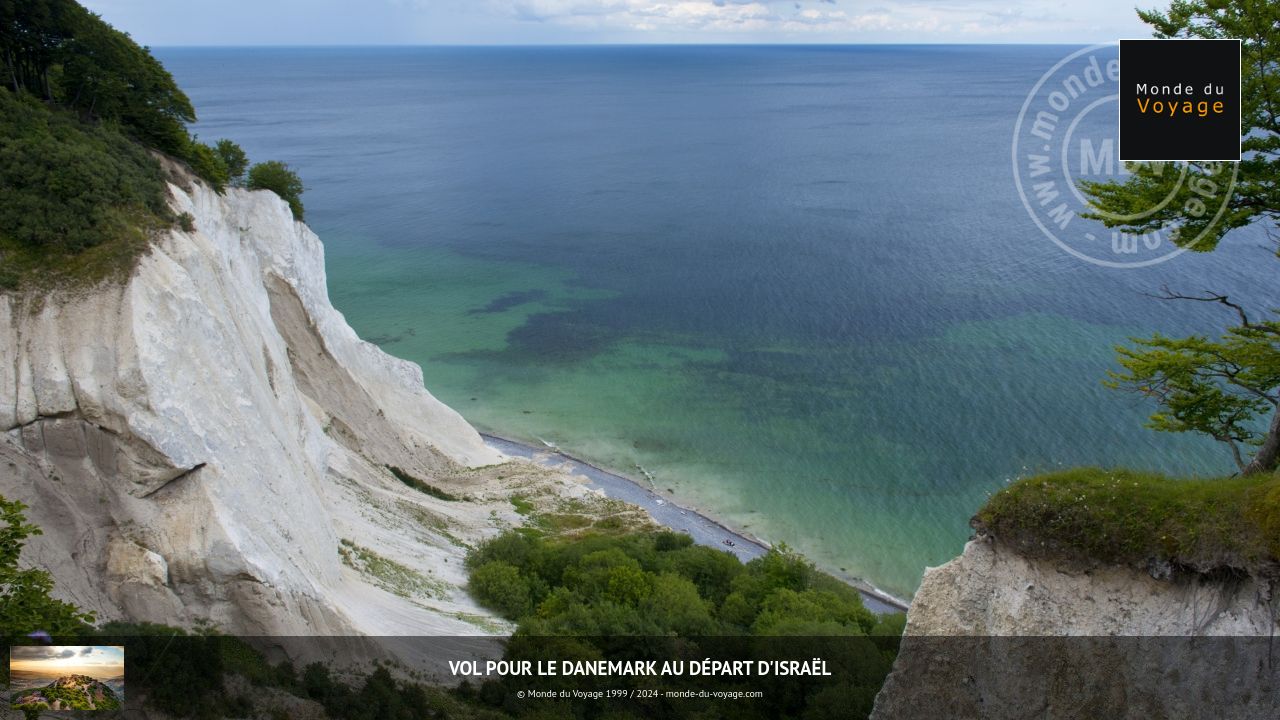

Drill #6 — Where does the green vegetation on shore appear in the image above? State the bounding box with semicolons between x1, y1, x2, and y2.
467;529;901;636
465;529;904;718
2;491;900;720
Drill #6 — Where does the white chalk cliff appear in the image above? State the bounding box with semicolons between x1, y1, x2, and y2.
894;537;1277;637
871;537;1280;719
0;169;540;636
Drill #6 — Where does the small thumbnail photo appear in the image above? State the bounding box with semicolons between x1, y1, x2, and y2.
9;646;124;713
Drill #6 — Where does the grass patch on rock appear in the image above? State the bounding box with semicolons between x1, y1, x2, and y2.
338;538;449;600
509;494;536;516
973;467;1280;579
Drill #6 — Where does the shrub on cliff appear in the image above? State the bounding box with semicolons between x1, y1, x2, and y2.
0;90;174;288
214;139;249;185
185;139;230;192
0;90;171;249
248;160;306;221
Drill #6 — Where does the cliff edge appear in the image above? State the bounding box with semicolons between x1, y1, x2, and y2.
871;536;1280;719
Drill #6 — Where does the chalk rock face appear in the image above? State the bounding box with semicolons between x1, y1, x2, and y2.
0;172;509;636
897;537;1277;636
871;538;1280;720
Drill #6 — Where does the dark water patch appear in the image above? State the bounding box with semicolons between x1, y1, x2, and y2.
467;289;548;315
365;327;416;346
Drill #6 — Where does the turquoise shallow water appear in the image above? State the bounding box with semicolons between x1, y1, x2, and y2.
162;45;1272;598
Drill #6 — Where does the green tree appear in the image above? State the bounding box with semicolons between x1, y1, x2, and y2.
52;5;195;155
0;0;79;99
640;572;715;635
659;544;742;605
602;563;651;606
1107;321;1280;474
248;160;306;220
1;2;245;192
469;561;532;619
1082;0;1280;475
214;139;249;185
0;88;171;253
751;588;873;636
1081;0;1278;253
186;139;230;192
0;496;95;638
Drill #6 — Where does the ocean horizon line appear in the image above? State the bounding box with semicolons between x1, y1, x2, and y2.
152;41;1109;50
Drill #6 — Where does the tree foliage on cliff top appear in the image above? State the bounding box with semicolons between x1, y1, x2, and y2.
247;160;305;221
974;468;1280;579
0;1;290;288
0;0;210;161
1080;0;1280;476
0;89;173;288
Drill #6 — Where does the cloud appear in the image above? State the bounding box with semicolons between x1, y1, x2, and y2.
11;647;76;661
501;0;844;32
490;0;1092;37
10;645;124;666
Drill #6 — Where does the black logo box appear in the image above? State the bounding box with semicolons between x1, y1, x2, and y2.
1119;38;1241;162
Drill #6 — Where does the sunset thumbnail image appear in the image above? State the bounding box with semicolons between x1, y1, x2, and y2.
10;646;125;711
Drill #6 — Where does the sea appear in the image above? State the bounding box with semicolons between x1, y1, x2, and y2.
158;45;1273;599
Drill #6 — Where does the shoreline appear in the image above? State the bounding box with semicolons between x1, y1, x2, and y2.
479;431;911;615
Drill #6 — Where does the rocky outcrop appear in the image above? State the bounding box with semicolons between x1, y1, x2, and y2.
0;170;545;637
893;537;1277;636
872;537;1280;719
12;674;122;712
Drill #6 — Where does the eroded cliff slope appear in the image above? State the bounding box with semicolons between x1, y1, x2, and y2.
0;171;568;636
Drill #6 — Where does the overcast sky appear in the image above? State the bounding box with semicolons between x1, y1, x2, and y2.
81;0;1151;46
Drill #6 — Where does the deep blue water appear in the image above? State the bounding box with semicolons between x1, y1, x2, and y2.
159;46;1273;598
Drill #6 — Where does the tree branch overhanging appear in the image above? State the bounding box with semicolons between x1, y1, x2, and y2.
1143;285;1254;327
